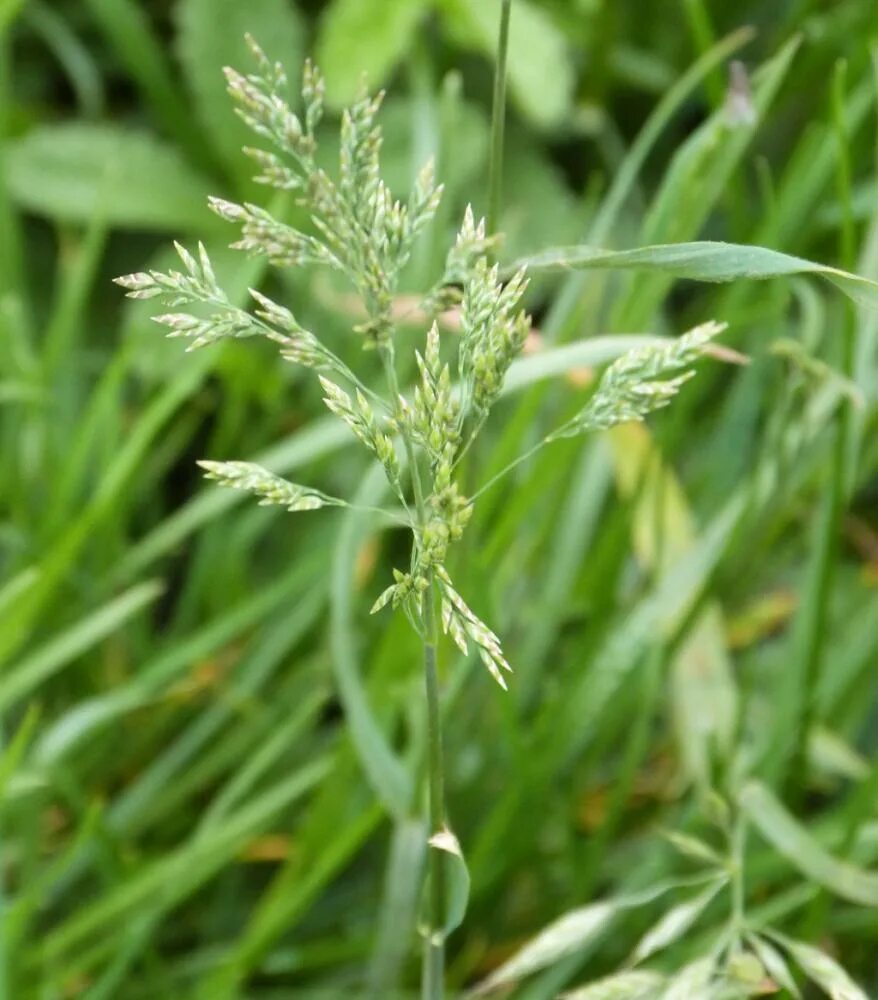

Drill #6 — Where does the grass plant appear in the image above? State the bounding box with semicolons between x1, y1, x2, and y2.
3;1;878;997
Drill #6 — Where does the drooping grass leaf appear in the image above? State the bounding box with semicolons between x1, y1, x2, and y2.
516;241;878;309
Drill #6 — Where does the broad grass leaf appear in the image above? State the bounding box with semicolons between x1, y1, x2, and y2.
502;336;664;395
316;0;431;107
740;781;878;906
516;241;878;310
773;933;868;1000
177;0;304;174
439;0;573;127
561;970;665;999
4;124;216;231
631;879;725;963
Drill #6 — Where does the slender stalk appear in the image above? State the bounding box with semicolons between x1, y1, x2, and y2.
379;342;447;998
487;0;512;240
468;435;548;501
422;573;445;1000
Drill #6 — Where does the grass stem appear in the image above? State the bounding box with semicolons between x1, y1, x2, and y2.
487;0;512;240
380;341;447;998
422;575;445;1000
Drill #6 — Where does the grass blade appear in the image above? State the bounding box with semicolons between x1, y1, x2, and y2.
740;781;878;906
515;240;878;308
0;581;163;713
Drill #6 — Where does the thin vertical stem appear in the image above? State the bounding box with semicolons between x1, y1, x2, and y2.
422;574;445;1000
379;342;446;999
487;0;512;240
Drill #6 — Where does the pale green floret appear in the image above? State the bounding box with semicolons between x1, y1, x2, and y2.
197;460;341;512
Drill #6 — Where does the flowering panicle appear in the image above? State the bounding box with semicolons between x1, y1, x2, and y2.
116;41;719;690
218;37;443;343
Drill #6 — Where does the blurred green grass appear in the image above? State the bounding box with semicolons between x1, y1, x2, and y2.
2;0;878;996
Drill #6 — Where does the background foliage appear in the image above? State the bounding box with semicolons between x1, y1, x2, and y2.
3;0;878;996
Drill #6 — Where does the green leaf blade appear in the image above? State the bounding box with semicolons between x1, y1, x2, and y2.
515;240;878;309
740;780;878;906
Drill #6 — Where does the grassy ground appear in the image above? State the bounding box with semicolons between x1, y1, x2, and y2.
3;0;878;996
